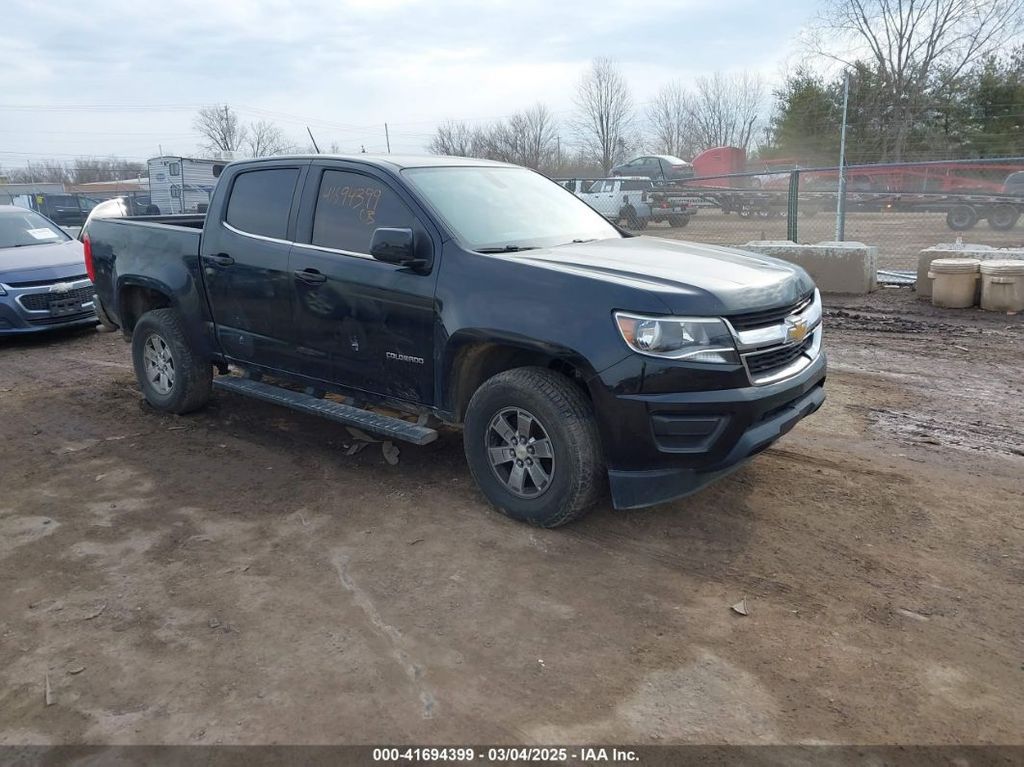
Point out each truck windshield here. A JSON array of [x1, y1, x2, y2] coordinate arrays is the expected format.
[[0, 209, 70, 249], [403, 166, 621, 251]]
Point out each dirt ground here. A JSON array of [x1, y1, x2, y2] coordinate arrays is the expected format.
[[0, 288, 1022, 747], [654, 210, 1024, 270]]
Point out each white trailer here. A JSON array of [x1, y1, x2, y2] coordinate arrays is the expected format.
[[147, 156, 225, 214]]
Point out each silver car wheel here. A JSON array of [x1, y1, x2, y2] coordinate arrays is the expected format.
[[143, 333, 175, 395]]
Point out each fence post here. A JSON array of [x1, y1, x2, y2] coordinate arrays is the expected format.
[[787, 170, 800, 242]]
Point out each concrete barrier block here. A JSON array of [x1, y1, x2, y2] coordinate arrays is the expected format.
[[742, 240, 878, 294], [917, 245, 1024, 298]]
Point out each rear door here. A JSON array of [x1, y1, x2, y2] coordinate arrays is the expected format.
[[585, 180, 619, 217], [201, 162, 307, 372], [287, 162, 438, 403], [621, 179, 650, 211]]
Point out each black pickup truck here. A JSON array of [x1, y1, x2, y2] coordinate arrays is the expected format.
[[83, 155, 825, 527]]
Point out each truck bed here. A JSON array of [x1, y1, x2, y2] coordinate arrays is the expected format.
[[86, 216, 207, 333]]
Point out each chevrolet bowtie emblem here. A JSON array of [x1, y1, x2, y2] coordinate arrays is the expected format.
[[49, 282, 74, 294], [785, 317, 809, 343]]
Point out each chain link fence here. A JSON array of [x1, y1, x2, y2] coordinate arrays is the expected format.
[[644, 158, 1024, 278]]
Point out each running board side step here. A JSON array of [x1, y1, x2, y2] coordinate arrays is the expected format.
[[213, 376, 439, 446]]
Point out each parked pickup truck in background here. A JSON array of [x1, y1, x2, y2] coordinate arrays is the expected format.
[[559, 177, 696, 230], [82, 155, 825, 527]]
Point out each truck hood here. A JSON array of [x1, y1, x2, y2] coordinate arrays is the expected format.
[[0, 239, 87, 285], [513, 236, 813, 315]]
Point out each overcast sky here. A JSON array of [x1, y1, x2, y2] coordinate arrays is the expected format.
[[2, 0, 817, 166]]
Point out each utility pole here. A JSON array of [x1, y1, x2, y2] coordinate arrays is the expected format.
[[835, 69, 850, 241], [385, 123, 391, 154]]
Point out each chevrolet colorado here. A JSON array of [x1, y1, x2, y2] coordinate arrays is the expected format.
[[83, 155, 825, 527]]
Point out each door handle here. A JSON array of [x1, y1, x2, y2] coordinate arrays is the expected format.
[[294, 268, 327, 284], [203, 253, 234, 267]]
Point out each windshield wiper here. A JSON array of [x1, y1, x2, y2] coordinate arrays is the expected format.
[[474, 245, 538, 253]]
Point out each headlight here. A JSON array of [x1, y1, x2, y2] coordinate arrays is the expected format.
[[614, 313, 738, 363]]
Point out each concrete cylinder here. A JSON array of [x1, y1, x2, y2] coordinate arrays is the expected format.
[[928, 258, 980, 308], [979, 259, 1024, 313]]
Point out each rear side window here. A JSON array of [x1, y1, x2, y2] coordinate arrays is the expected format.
[[225, 168, 299, 239], [311, 170, 414, 254]]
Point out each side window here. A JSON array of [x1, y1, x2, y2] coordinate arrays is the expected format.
[[225, 168, 299, 239], [169, 162, 181, 177], [312, 170, 414, 254]]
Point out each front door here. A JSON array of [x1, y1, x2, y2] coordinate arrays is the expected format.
[[287, 164, 437, 404], [584, 180, 620, 218], [201, 163, 305, 372]]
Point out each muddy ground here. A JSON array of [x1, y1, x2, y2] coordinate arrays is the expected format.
[[0, 289, 1021, 746]]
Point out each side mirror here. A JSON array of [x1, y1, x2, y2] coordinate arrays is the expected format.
[[370, 227, 426, 269]]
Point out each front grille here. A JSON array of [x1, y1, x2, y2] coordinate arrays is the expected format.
[[19, 285, 93, 312], [727, 291, 814, 331], [745, 335, 814, 378]]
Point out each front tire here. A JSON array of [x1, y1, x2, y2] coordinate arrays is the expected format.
[[946, 205, 978, 230], [131, 308, 212, 414], [463, 367, 604, 527]]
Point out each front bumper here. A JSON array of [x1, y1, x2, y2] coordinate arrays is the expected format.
[[0, 277, 97, 335], [593, 351, 827, 509]]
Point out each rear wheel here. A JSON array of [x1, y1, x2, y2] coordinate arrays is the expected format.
[[621, 205, 647, 230], [131, 308, 212, 414], [987, 204, 1020, 231], [946, 205, 978, 230], [668, 215, 690, 228], [463, 367, 604, 527]]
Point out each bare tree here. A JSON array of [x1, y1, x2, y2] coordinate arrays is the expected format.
[[810, 0, 1024, 158], [428, 106, 559, 171], [647, 81, 696, 158], [514, 104, 559, 170], [193, 104, 247, 155], [428, 120, 483, 157], [573, 57, 634, 174], [71, 157, 144, 184], [6, 160, 69, 184], [245, 120, 290, 157], [685, 72, 765, 153]]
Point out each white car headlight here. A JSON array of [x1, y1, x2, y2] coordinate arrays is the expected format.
[[614, 313, 739, 363]]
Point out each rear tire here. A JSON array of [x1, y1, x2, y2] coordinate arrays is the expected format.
[[131, 308, 212, 415], [621, 205, 647, 230], [668, 215, 690, 228], [987, 204, 1020, 231], [463, 367, 604, 527]]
